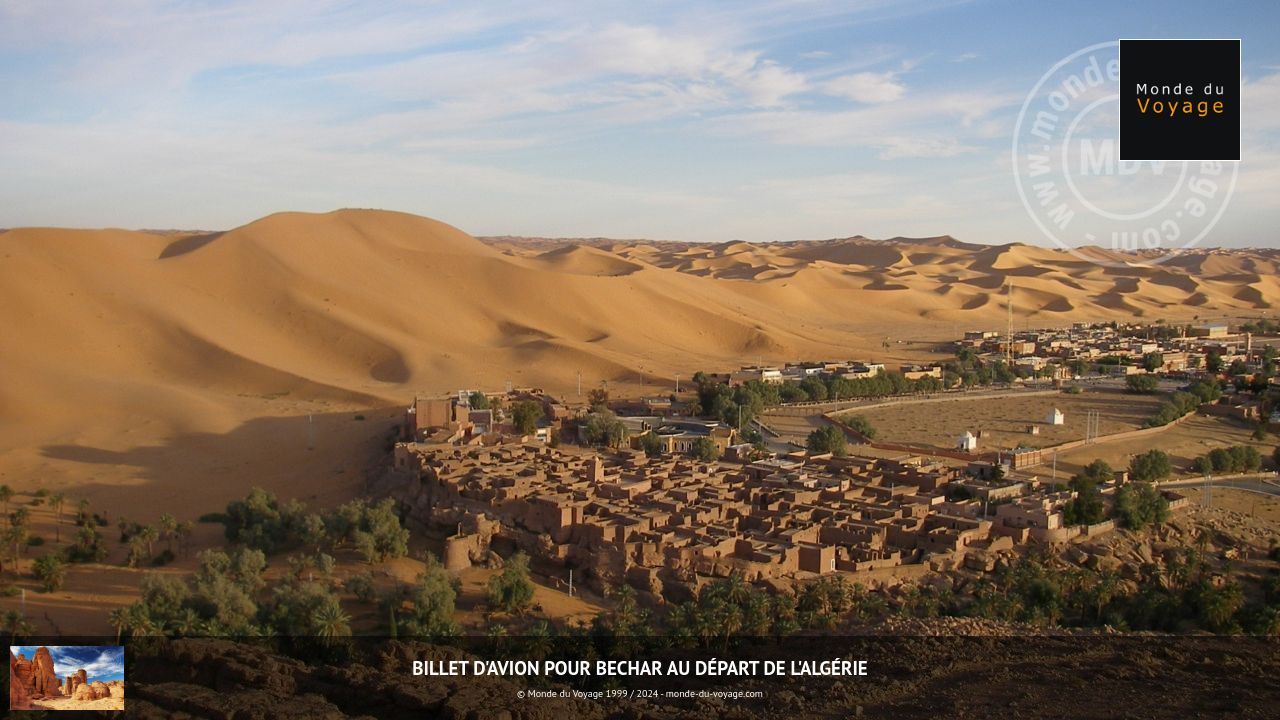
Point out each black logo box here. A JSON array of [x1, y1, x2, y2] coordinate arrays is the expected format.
[[1120, 39, 1241, 161]]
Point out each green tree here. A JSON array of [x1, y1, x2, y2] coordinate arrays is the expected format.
[[691, 437, 720, 463], [345, 571, 377, 603], [1064, 473, 1105, 526], [1142, 352, 1164, 372], [3, 609, 34, 643], [487, 552, 535, 616], [108, 604, 132, 638], [402, 554, 459, 637], [511, 400, 542, 435], [1125, 374, 1159, 394], [468, 391, 490, 409], [584, 410, 628, 448], [32, 553, 66, 592], [639, 432, 664, 458], [175, 520, 194, 557], [49, 492, 65, 543], [1128, 449, 1172, 483], [842, 415, 877, 439], [126, 535, 149, 568], [587, 387, 610, 410], [1112, 482, 1170, 531], [312, 596, 352, 639], [806, 425, 847, 456], [158, 514, 178, 553]]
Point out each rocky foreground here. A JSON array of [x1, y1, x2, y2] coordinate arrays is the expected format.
[[15, 627, 1263, 720]]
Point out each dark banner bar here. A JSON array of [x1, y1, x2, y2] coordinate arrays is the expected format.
[[10, 635, 1279, 718]]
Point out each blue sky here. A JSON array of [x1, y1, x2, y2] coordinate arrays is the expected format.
[[11, 645, 125, 683], [0, 0, 1276, 245]]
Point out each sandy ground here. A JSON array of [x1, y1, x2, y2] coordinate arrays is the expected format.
[[31, 695, 125, 711], [2, 209, 1278, 634], [1049, 413, 1274, 479], [849, 387, 1164, 452]]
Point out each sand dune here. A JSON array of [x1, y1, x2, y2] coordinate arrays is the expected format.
[[2, 208, 1277, 527]]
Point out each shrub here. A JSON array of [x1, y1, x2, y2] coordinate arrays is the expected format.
[[32, 554, 66, 593], [843, 415, 877, 440], [198, 512, 228, 524], [345, 571, 377, 603], [1193, 445, 1262, 474], [1125, 374, 1159, 394], [329, 498, 409, 563], [807, 425, 848, 456], [63, 525, 108, 563]]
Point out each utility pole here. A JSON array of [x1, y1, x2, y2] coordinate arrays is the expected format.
[[308, 414, 315, 450], [675, 374, 680, 394], [1006, 281, 1015, 365], [577, 370, 582, 398], [568, 568, 574, 598]]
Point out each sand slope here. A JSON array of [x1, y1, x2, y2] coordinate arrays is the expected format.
[[2, 209, 1276, 522]]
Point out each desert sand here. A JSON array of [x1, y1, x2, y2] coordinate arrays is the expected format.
[[32, 695, 125, 712], [2, 208, 1278, 633]]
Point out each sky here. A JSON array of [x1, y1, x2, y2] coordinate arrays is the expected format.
[[0, 0, 1277, 246], [12, 645, 125, 683]]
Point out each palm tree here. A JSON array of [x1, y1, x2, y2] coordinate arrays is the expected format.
[[175, 520, 193, 557], [109, 606, 131, 644], [127, 604, 160, 637], [0, 485, 12, 526], [140, 525, 159, 558], [76, 498, 90, 527], [158, 514, 177, 553], [171, 607, 201, 637], [8, 509, 29, 559], [2, 609, 33, 643], [312, 600, 351, 639], [49, 492, 65, 543], [523, 620, 555, 661], [126, 536, 148, 568]]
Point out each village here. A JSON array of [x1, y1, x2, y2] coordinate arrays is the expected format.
[[368, 319, 1280, 601]]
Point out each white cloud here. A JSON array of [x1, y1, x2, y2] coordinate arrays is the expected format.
[[824, 71, 906, 103]]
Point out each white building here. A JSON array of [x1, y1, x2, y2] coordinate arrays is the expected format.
[[1046, 408, 1065, 426], [957, 430, 978, 452]]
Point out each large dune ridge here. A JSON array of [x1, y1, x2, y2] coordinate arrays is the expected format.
[[2, 208, 1278, 525]]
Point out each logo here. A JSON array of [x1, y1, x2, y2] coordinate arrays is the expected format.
[[1012, 41, 1238, 265]]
